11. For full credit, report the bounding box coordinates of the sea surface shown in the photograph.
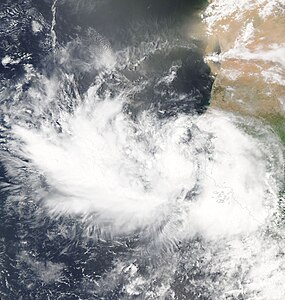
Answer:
[0,0,285,299]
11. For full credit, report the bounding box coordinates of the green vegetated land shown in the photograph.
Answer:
[266,115,285,147]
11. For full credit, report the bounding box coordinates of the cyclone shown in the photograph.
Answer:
[1,0,285,299]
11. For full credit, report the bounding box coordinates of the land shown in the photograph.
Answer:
[202,0,285,141]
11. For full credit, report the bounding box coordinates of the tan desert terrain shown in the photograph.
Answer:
[203,0,285,117]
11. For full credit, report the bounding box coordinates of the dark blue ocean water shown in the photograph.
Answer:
[0,1,214,299]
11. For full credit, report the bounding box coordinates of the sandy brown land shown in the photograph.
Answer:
[203,0,285,118]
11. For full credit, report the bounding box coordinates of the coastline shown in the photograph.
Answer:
[201,0,285,144]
